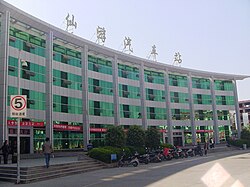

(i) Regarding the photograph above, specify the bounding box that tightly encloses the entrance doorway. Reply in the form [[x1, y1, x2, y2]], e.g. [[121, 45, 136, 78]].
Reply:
[[9, 137, 30, 154], [173, 137, 183, 147]]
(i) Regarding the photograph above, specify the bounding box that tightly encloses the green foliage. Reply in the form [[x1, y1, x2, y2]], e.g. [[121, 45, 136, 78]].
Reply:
[[105, 126, 126, 147], [145, 127, 161, 150], [227, 138, 250, 148], [161, 143, 174, 149], [88, 146, 122, 163], [126, 146, 146, 155], [241, 126, 250, 140], [126, 125, 145, 147]]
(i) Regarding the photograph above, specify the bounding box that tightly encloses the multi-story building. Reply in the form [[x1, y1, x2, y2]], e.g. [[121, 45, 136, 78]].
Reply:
[[0, 1, 249, 153], [239, 100, 250, 127]]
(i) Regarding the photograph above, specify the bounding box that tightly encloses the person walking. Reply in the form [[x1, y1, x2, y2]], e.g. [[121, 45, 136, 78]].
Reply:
[[0, 140, 10, 164], [42, 137, 53, 168], [204, 141, 209, 156]]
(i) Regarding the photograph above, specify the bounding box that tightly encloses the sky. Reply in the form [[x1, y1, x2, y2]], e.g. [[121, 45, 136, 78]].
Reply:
[[4, 0, 250, 101]]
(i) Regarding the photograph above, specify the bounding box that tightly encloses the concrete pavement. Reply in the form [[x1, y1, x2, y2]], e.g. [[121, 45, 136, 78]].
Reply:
[[0, 147, 249, 187]]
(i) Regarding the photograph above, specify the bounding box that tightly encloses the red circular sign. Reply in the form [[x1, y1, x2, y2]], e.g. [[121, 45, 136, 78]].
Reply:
[[11, 96, 27, 111]]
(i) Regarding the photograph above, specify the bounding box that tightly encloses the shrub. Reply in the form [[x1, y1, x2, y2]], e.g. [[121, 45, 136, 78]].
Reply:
[[227, 138, 250, 148], [145, 127, 161, 150], [88, 147, 122, 163], [161, 143, 174, 149], [241, 126, 250, 140], [105, 126, 126, 147], [126, 125, 145, 147]]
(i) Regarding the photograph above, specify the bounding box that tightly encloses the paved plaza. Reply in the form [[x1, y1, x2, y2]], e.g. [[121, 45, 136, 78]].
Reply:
[[0, 148, 249, 187]]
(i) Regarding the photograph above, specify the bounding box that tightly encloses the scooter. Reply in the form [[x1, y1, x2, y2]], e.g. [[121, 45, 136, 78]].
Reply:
[[163, 148, 173, 160], [186, 148, 194, 157], [137, 153, 150, 164], [194, 145, 203, 156], [118, 153, 139, 167]]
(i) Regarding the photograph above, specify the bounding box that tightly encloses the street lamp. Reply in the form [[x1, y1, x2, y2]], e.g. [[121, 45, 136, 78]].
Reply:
[[16, 51, 28, 184]]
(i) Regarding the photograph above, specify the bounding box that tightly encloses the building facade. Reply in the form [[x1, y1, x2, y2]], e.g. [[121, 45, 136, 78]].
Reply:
[[239, 100, 250, 127], [0, 1, 249, 153]]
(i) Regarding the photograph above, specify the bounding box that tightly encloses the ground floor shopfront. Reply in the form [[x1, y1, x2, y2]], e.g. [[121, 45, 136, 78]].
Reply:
[[6, 120, 233, 154]]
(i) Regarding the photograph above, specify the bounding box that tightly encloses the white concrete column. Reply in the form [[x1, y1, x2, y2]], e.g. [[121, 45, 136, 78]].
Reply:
[[45, 31, 53, 142], [139, 63, 147, 130], [0, 11, 10, 143], [164, 69, 173, 145], [210, 77, 219, 143], [112, 55, 120, 126], [187, 74, 196, 145], [81, 45, 90, 150], [232, 79, 241, 138]]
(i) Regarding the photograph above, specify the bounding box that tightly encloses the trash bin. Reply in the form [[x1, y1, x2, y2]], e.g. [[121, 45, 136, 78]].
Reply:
[[243, 144, 247, 150], [12, 154, 17, 163]]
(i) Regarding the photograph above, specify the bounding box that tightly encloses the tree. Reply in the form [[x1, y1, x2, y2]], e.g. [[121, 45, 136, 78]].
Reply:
[[145, 127, 161, 150], [126, 125, 145, 147], [241, 125, 250, 140], [105, 126, 126, 147]]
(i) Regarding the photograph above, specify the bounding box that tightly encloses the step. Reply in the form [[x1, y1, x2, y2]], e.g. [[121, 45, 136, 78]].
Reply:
[[0, 159, 107, 183]]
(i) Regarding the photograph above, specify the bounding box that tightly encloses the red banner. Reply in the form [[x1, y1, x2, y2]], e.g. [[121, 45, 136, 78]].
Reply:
[[7, 120, 44, 127], [196, 130, 214, 133], [90, 128, 107, 132], [53, 124, 82, 131]]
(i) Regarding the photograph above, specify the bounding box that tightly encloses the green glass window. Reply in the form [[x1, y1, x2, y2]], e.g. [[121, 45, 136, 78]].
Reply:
[[7, 86, 18, 106], [7, 86, 45, 110], [53, 130, 83, 150], [9, 27, 46, 57], [144, 70, 164, 84], [194, 110, 213, 120], [217, 110, 230, 120], [89, 78, 113, 95], [169, 74, 188, 87], [193, 94, 212, 105], [118, 64, 139, 81], [216, 95, 234, 105], [171, 109, 190, 120], [192, 77, 210, 89], [8, 56, 46, 83], [170, 92, 189, 103], [53, 69, 82, 90], [214, 80, 234, 91], [118, 84, 140, 99], [145, 88, 165, 102], [218, 125, 231, 141], [53, 44, 81, 68], [120, 104, 141, 119], [89, 100, 114, 117], [88, 55, 112, 75], [53, 95, 83, 114], [147, 107, 167, 120]]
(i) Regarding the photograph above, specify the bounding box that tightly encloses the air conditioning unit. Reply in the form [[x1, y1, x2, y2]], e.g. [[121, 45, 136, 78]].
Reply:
[[63, 80, 72, 85], [94, 86, 102, 92], [122, 70, 129, 77], [149, 94, 155, 100]]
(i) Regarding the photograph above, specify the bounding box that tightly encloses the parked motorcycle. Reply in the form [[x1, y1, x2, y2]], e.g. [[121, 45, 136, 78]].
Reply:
[[163, 148, 173, 160], [186, 148, 194, 157], [118, 153, 139, 167], [137, 153, 150, 164], [194, 145, 203, 156]]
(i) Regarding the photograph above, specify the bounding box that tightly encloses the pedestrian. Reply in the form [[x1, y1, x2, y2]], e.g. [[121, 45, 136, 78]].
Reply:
[[204, 141, 208, 156], [87, 140, 93, 151], [0, 140, 10, 164], [42, 137, 53, 168], [209, 137, 214, 148], [10, 140, 17, 156]]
